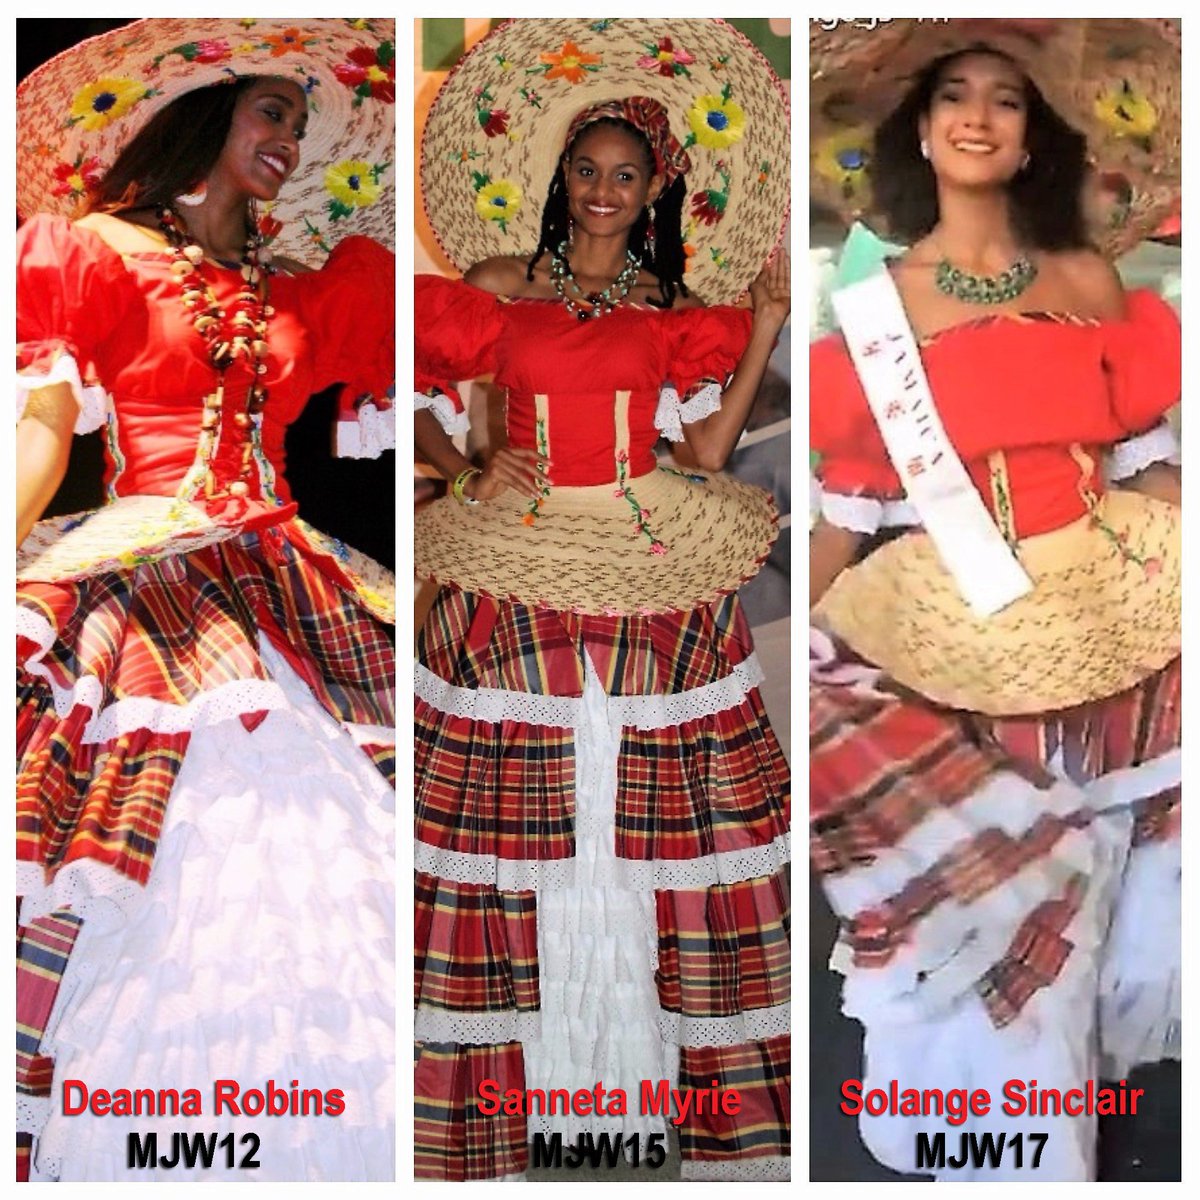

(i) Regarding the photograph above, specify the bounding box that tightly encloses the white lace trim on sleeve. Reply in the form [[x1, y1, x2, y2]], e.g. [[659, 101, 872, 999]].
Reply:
[[1104, 422, 1181, 483], [17, 350, 108, 434], [414, 390, 469, 436], [654, 381, 723, 442], [336, 400, 396, 459], [818, 485, 918, 533]]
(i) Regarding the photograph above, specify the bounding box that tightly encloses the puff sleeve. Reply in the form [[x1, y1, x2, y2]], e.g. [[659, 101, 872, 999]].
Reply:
[[17, 214, 139, 434], [414, 274, 505, 437], [301, 236, 396, 459], [655, 306, 753, 442], [1101, 290, 1182, 482], [809, 334, 911, 533]]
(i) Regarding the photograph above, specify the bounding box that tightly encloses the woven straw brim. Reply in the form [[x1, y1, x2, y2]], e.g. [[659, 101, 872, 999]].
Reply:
[[415, 469, 778, 615], [421, 18, 789, 306], [810, 18, 1180, 257], [814, 492, 1180, 716], [17, 18, 395, 264]]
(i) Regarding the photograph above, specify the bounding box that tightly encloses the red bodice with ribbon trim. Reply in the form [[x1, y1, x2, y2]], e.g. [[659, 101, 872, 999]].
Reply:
[[17, 214, 394, 525], [414, 274, 752, 485], [810, 294, 1181, 539]]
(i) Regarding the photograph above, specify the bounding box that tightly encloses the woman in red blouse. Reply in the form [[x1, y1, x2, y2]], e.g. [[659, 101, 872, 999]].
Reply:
[[809, 22, 1180, 1182]]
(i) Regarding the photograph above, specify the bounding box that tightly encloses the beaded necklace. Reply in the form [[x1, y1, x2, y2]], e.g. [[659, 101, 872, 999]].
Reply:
[[550, 239, 640, 321], [156, 206, 273, 503], [934, 253, 1038, 305]]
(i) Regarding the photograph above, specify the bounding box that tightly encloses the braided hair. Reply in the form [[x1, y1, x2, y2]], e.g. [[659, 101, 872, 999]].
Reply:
[[525, 117, 689, 309]]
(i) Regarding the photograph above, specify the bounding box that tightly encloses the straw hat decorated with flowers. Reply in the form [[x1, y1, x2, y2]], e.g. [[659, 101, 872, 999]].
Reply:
[[421, 18, 790, 305], [810, 18, 1180, 256], [18, 17, 395, 264]]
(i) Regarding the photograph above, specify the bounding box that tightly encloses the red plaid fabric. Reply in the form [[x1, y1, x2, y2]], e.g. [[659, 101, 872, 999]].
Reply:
[[415, 701, 576, 861], [656, 873, 789, 1019], [618, 694, 789, 862], [415, 1043, 527, 1180], [18, 527, 395, 889], [415, 873, 539, 1016], [17, 910, 83, 1106], [419, 589, 757, 698], [812, 656, 1181, 1027], [17, 1134, 32, 1183], [677, 1035, 790, 1170]]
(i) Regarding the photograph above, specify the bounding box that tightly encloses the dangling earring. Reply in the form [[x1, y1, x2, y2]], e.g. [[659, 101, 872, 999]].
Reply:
[[919, 139, 931, 161], [175, 179, 208, 207], [645, 203, 657, 266], [1020, 151, 1032, 172]]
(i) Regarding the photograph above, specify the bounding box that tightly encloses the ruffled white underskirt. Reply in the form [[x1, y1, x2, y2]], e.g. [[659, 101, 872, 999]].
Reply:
[[25, 640, 395, 1182]]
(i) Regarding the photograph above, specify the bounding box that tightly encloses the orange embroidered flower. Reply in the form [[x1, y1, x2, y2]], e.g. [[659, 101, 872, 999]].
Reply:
[[261, 27, 305, 57], [521, 513, 537, 526], [539, 40, 601, 84]]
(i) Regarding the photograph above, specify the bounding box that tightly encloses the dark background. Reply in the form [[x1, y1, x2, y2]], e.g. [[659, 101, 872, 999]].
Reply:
[[18, 19, 395, 571]]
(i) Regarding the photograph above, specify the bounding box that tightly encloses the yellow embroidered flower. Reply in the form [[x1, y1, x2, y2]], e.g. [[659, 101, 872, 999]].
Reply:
[[814, 127, 872, 202], [687, 92, 745, 150], [1094, 81, 1158, 141], [70, 77, 147, 131], [475, 179, 522, 225], [325, 160, 382, 208]]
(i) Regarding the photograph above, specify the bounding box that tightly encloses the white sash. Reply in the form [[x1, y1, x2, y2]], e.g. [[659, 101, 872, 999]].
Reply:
[[831, 271, 1032, 617]]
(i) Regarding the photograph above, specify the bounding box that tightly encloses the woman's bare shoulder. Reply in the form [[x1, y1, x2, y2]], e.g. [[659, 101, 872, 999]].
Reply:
[[1040, 247, 1125, 319], [464, 255, 531, 295]]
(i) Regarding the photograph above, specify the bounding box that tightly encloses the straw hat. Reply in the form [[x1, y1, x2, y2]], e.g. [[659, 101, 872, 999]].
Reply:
[[810, 18, 1181, 257], [17, 18, 395, 264], [415, 468, 778, 616], [421, 18, 790, 305], [814, 491, 1180, 716]]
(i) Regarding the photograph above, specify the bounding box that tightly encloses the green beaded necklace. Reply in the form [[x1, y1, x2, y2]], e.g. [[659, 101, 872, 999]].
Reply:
[[935, 253, 1038, 305]]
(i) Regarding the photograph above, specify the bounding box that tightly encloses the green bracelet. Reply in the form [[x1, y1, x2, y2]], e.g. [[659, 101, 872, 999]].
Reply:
[[452, 467, 482, 506]]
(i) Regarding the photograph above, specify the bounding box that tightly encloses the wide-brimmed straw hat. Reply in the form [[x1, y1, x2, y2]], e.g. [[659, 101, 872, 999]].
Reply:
[[416, 468, 778, 616], [810, 18, 1181, 257], [421, 18, 790, 305], [18, 18, 395, 264], [814, 491, 1180, 716]]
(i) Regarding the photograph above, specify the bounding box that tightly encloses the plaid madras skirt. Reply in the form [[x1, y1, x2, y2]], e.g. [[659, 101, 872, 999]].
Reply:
[[17, 524, 395, 1168], [811, 632, 1181, 1031], [416, 587, 791, 1180]]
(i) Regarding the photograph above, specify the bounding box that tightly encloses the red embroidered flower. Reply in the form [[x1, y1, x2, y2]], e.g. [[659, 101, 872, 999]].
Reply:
[[616, 449, 629, 464], [649, 541, 668, 556], [1144, 557, 1163, 578], [334, 44, 396, 104], [257, 212, 283, 242], [690, 190, 726, 225], [51, 155, 104, 198], [636, 37, 696, 78], [481, 109, 510, 138], [193, 38, 231, 63]]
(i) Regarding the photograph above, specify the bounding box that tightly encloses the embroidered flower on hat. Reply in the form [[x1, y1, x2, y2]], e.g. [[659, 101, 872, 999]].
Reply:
[[686, 85, 745, 150], [814, 127, 872, 202], [325, 160, 387, 218], [51, 154, 104, 199], [690, 161, 731, 225], [260, 27, 313, 58], [637, 37, 695, 79], [474, 86, 510, 138], [537, 40, 602, 85], [1094, 80, 1158, 146], [69, 77, 152, 132], [334, 41, 396, 105], [151, 39, 232, 68], [473, 175, 521, 231]]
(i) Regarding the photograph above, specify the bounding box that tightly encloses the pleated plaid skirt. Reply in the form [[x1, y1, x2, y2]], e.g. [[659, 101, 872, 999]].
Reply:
[[810, 629, 1181, 1179], [415, 587, 792, 1181], [17, 525, 396, 1179]]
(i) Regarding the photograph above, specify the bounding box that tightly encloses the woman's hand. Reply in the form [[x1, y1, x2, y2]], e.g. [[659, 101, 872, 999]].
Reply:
[[468, 447, 551, 502], [749, 250, 790, 333]]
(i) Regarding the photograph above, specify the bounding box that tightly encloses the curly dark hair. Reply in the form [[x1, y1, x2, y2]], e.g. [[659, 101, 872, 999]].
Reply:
[[85, 77, 257, 215], [870, 47, 1090, 251], [525, 116, 689, 309]]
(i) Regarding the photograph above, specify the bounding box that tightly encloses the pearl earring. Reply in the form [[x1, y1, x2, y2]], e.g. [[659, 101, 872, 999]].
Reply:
[[920, 139, 931, 161]]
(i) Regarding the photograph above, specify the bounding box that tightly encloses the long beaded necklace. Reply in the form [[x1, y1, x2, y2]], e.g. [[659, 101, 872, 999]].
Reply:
[[550, 239, 640, 321], [156, 206, 273, 503], [934, 252, 1038, 305]]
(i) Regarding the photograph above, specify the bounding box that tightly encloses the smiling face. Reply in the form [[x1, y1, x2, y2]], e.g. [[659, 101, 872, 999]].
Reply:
[[211, 77, 308, 202], [564, 121, 664, 241], [918, 51, 1029, 189]]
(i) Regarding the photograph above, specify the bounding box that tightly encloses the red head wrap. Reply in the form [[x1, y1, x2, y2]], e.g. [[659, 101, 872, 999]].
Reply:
[[564, 96, 691, 185]]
